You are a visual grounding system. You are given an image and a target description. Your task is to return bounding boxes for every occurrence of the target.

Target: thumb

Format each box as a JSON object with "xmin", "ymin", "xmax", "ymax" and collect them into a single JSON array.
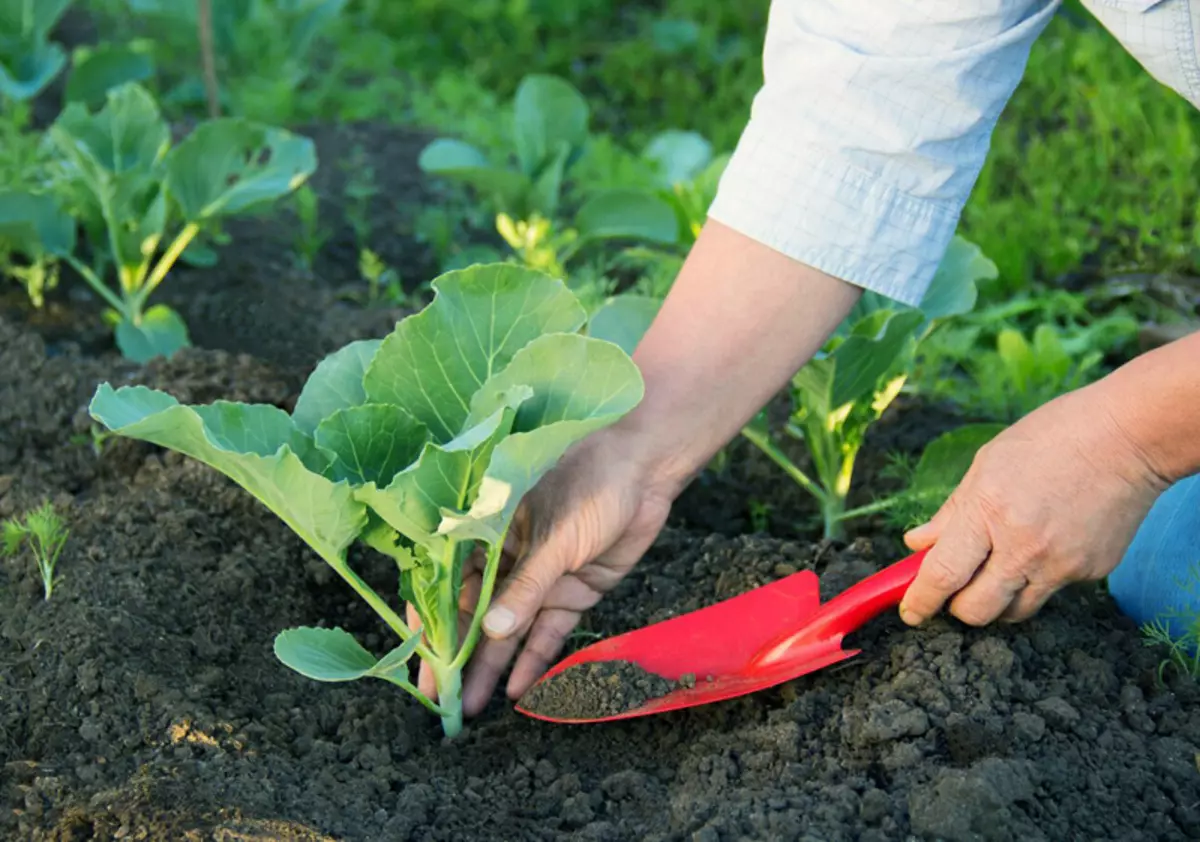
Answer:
[{"xmin": 482, "ymin": 525, "xmax": 577, "ymax": 641}]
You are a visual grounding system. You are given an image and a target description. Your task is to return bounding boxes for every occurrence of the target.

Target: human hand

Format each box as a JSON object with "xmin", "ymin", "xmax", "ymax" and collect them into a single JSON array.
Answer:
[
  {"xmin": 406, "ymin": 426, "xmax": 679, "ymax": 716},
  {"xmin": 899, "ymin": 382, "xmax": 1168, "ymax": 627}
]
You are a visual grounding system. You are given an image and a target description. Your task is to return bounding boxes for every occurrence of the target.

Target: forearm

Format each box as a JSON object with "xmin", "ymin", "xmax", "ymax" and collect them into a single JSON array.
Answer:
[
  {"xmin": 617, "ymin": 220, "xmax": 861, "ymax": 494},
  {"xmin": 1099, "ymin": 332, "xmax": 1200, "ymax": 484}
]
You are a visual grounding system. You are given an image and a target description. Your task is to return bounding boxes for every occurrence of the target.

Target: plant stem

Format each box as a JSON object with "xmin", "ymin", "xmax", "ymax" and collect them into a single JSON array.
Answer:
[
  {"xmin": 63, "ymin": 254, "xmax": 127, "ymax": 315},
  {"xmin": 322, "ymin": 552, "xmax": 436, "ymax": 663},
  {"xmin": 450, "ymin": 533, "xmax": 507, "ymax": 673},
  {"xmin": 821, "ymin": 495, "xmax": 847, "ymax": 542},
  {"xmin": 430, "ymin": 661, "xmax": 463, "ymax": 738},
  {"xmin": 741, "ymin": 423, "xmax": 828, "ymax": 506},
  {"xmin": 393, "ymin": 677, "xmax": 447, "ymax": 717},
  {"xmin": 197, "ymin": 0, "xmax": 221, "ymax": 119},
  {"xmin": 136, "ymin": 222, "xmax": 201, "ymax": 310}
]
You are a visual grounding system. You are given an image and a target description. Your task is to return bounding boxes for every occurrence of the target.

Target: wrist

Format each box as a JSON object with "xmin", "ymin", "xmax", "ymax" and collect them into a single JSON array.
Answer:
[{"xmin": 1092, "ymin": 333, "xmax": 1200, "ymax": 486}]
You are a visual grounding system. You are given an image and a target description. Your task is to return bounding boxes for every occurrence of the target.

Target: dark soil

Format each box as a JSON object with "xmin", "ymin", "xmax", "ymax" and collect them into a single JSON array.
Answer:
[
  {"xmin": 3, "ymin": 315, "xmax": 1200, "ymax": 841},
  {"xmin": 519, "ymin": 661, "xmax": 688, "ymax": 720}
]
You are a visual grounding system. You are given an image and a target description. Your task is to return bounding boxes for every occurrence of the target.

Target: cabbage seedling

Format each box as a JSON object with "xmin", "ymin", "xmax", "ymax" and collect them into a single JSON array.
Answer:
[
  {"xmin": 17, "ymin": 82, "xmax": 315, "ymax": 362},
  {"xmin": 88, "ymin": 263, "xmax": 644, "ymax": 737},
  {"xmin": 742, "ymin": 236, "xmax": 997, "ymax": 540}
]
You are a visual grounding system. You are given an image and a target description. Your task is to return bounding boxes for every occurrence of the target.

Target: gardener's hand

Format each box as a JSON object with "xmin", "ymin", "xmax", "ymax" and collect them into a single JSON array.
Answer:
[
  {"xmin": 453, "ymin": 426, "xmax": 677, "ymax": 715},
  {"xmin": 899, "ymin": 381, "xmax": 1168, "ymax": 627}
]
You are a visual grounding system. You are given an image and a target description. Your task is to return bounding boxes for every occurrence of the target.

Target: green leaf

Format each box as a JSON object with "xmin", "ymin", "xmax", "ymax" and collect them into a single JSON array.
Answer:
[
  {"xmin": 64, "ymin": 41, "xmax": 155, "ymax": 105},
  {"xmin": 0, "ymin": 0, "xmax": 72, "ymax": 37},
  {"xmin": 274, "ymin": 626, "xmax": 419, "ymax": 685},
  {"xmin": 528, "ymin": 142, "xmax": 569, "ymax": 218},
  {"xmin": 918, "ymin": 235, "xmax": 996, "ymax": 321},
  {"xmin": 356, "ymin": 403, "xmax": 523, "ymax": 549},
  {"xmin": 439, "ymin": 334, "xmax": 644, "ymax": 543},
  {"xmin": 996, "ymin": 328, "xmax": 1034, "ymax": 393},
  {"xmin": 167, "ymin": 118, "xmax": 316, "ymax": 221},
  {"xmin": 587, "ymin": 294, "xmax": 661, "ymax": 355},
  {"xmin": 644, "ymin": 130, "xmax": 713, "ymax": 187},
  {"xmin": 828, "ymin": 310, "xmax": 923, "ymax": 410},
  {"xmin": 362, "ymin": 264, "xmax": 586, "ymax": 442},
  {"xmin": 417, "ymin": 138, "xmax": 530, "ymax": 212},
  {"xmin": 575, "ymin": 189, "xmax": 679, "ymax": 245},
  {"xmin": 1031, "ymin": 324, "xmax": 1071, "ymax": 380},
  {"xmin": 512, "ymin": 74, "xmax": 588, "ymax": 177},
  {"xmin": 292, "ymin": 339, "xmax": 382, "ymax": 435},
  {"xmin": 314, "ymin": 404, "xmax": 427, "ymax": 486},
  {"xmin": 113, "ymin": 303, "xmax": 190, "ymax": 363},
  {"xmin": 50, "ymin": 82, "xmax": 168, "ymax": 177},
  {"xmin": 89, "ymin": 384, "xmax": 365, "ymax": 563},
  {"xmin": 0, "ymin": 38, "xmax": 65, "ymax": 101},
  {"xmin": 48, "ymin": 83, "xmax": 169, "ymax": 275},
  {"xmin": 0, "ymin": 190, "xmax": 75, "ymax": 259},
  {"xmin": 912, "ymin": 423, "xmax": 1006, "ymax": 493},
  {"xmin": 274, "ymin": 626, "xmax": 377, "ymax": 681}
]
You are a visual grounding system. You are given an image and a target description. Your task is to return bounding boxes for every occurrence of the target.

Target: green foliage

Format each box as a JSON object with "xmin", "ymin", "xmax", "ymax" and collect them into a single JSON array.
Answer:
[
  {"xmin": 88, "ymin": 263, "xmax": 644, "ymax": 737},
  {"xmin": 865, "ymin": 424, "xmax": 1007, "ymax": 531},
  {"xmin": 64, "ymin": 40, "xmax": 155, "ymax": 106},
  {"xmin": 10, "ymin": 82, "xmax": 315, "ymax": 361},
  {"xmin": 0, "ymin": 0, "xmax": 73, "ymax": 102},
  {"xmin": 2, "ymin": 500, "xmax": 69, "ymax": 601},
  {"xmin": 743, "ymin": 237, "xmax": 997, "ymax": 540},
  {"xmin": 0, "ymin": 189, "xmax": 72, "ymax": 306},
  {"xmin": 291, "ymin": 184, "xmax": 327, "ymax": 272},
  {"xmin": 920, "ymin": 312, "xmax": 1138, "ymax": 422},
  {"xmin": 1140, "ymin": 562, "xmax": 1200, "ymax": 684},
  {"xmin": 98, "ymin": 0, "xmax": 346, "ymax": 122},
  {"xmin": 962, "ymin": 13, "xmax": 1200, "ymax": 288}
]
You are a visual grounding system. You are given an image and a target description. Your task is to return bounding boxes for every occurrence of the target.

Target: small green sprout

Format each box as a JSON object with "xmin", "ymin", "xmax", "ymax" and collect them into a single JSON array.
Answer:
[{"xmin": 2, "ymin": 501, "xmax": 69, "ymax": 600}]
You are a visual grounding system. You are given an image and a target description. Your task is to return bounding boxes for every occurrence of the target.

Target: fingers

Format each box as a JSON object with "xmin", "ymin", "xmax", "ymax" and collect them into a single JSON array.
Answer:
[
  {"xmin": 406, "ymin": 603, "xmax": 437, "ymax": 700},
  {"xmin": 462, "ymin": 633, "xmax": 520, "ymax": 716},
  {"xmin": 482, "ymin": 523, "xmax": 577, "ymax": 641},
  {"xmin": 999, "ymin": 582, "xmax": 1055, "ymax": 623},
  {"xmin": 506, "ymin": 607, "xmax": 584, "ymax": 700},
  {"xmin": 946, "ymin": 559, "xmax": 1027, "ymax": 626},
  {"xmin": 900, "ymin": 506, "xmax": 992, "ymax": 626}
]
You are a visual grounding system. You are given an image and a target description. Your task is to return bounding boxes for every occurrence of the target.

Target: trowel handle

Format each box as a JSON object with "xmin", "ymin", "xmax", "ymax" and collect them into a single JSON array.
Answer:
[
  {"xmin": 753, "ymin": 548, "xmax": 930, "ymax": 669},
  {"xmin": 813, "ymin": 547, "xmax": 929, "ymax": 636}
]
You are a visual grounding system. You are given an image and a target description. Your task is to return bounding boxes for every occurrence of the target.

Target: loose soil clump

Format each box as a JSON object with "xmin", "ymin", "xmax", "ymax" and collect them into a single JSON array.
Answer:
[{"xmin": 519, "ymin": 661, "xmax": 692, "ymax": 720}]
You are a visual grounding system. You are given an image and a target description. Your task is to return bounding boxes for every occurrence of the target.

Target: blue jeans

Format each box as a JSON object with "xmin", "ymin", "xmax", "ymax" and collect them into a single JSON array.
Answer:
[{"xmin": 1107, "ymin": 473, "xmax": 1200, "ymax": 642}]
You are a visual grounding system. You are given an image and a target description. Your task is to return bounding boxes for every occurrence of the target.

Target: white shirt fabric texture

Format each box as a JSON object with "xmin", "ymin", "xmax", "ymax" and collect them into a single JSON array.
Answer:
[{"xmin": 707, "ymin": 0, "xmax": 1200, "ymax": 306}]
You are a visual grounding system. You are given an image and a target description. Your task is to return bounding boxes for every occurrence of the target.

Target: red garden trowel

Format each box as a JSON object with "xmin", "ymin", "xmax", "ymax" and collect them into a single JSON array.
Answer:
[{"xmin": 515, "ymin": 548, "xmax": 929, "ymax": 723}]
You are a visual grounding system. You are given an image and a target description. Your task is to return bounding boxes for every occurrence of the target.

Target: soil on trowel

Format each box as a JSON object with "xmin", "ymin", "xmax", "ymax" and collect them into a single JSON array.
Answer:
[
  {"xmin": 519, "ymin": 661, "xmax": 696, "ymax": 720},
  {"xmin": 3, "ymin": 313, "xmax": 1200, "ymax": 841}
]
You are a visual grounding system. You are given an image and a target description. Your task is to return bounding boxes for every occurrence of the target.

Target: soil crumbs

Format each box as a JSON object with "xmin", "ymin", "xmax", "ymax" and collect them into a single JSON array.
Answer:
[
  {"xmin": 520, "ymin": 661, "xmax": 693, "ymax": 720},
  {"xmin": 2, "ymin": 315, "xmax": 1200, "ymax": 841}
]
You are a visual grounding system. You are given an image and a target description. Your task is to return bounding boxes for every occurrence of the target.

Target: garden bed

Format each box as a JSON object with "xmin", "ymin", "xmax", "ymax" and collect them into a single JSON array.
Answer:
[{"xmin": 2, "ymin": 310, "xmax": 1199, "ymax": 842}]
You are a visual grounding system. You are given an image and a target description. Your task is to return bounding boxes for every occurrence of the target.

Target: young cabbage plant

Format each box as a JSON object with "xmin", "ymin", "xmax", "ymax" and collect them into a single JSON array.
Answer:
[
  {"xmin": 24, "ymin": 82, "xmax": 315, "ymax": 362},
  {"xmin": 418, "ymin": 74, "xmax": 590, "ymax": 220},
  {"xmin": 420, "ymin": 74, "xmax": 679, "ymax": 256},
  {"xmin": 0, "ymin": 189, "xmax": 72, "ymax": 306},
  {"xmin": 0, "ymin": 0, "xmax": 73, "ymax": 103},
  {"xmin": 741, "ymin": 236, "xmax": 998, "ymax": 540},
  {"xmin": 88, "ymin": 263, "xmax": 644, "ymax": 737}
]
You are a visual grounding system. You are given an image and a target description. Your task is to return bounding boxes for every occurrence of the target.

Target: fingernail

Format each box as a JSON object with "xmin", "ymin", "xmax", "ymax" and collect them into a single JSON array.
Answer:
[
  {"xmin": 899, "ymin": 606, "xmax": 922, "ymax": 626},
  {"xmin": 483, "ymin": 606, "xmax": 515, "ymax": 637}
]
